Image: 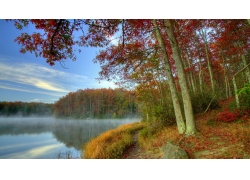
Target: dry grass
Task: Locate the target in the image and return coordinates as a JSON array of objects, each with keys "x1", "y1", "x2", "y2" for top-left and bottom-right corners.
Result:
[
  {"x1": 138, "y1": 122, "x2": 181, "y2": 150},
  {"x1": 83, "y1": 122, "x2": 144, "y2": 159}
]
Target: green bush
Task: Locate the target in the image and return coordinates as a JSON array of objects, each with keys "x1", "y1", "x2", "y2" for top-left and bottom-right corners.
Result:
[
  {"x1": 191, "y1": 92, "x2": 219, "y2": 114},
  {"x1": 139, "y1": 128, "x2": 153, "y2": 139},
  {"x1": 237, "y1": 83, "x2": 250, "y2": 109},
  {"x1": 139, "y1": 121, "x2": 164, "y2": 139},
  {"x1": 151, "y1": 105, "x2": 176, "y2": 126},
  {"x1": 228, "y1": 100, "x2": 238, "y2": 112}
]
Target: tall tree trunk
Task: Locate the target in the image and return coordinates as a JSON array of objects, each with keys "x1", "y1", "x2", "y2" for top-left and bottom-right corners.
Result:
[
  {"x1": 228, "y1": 78, "x2": 232, "y2": 97},
  {"x1": 241, "y1": 53, "x2": 250, "y2": 83},
  {"x1": 152, "y1": 69, "x2": 164, "y2": 107},
  {"x1": 164, "y1": 19, "x2": 196, "y2": 135},
  {"x1": 221, "y1": 51, "x2": 229, "y2": 98},
  {"x1": 200, "y1": 29, "x2": 215, "y2": 93},
  {"x1": 152, "y1": 19, "x2": 186, "y2": 134},
  {"x1": 194, "y1": 37, "x2": 204, "y2": 94},
  {"x1": 237, "y1": 41, "x2": 250, "y2": 83},
  {"x1": 184, "y1": 51, "x2": 196, "y2": 94},
  {"x1": 232, "y1": 77, "x2": 240, "y2": 108}
]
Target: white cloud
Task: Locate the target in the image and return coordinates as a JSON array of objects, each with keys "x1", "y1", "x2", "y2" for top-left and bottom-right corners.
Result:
[
  {"x1": 35, "y1": 81, "x2": 68, "y2": 92},
  {"x1": 0, "y1": 83, "x2": 63, "y2": 97},
  {"x1": 0, "y1": 58, "x2": 117, "y2": 100},
  {"x1": 0, "y1": 62, "x2": 81, "y2": 93}
]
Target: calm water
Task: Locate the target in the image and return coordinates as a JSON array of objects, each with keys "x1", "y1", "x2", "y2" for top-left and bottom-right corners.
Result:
[{"x1": 0, "y1": 117, "x2": 140, "y2": 159}]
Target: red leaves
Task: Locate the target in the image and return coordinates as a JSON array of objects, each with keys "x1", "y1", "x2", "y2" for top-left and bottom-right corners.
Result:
[
  {"x1": 12, "y1": 19, "x2": 83, "y2": 65},
  {"x1": 216, "y1": 108, "x2": 237, "y2": 122}
]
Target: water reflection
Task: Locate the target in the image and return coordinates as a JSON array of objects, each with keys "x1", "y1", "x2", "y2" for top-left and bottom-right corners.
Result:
[
  {"x1": 0, "y1": 117, "x2": 140, "y2": 158},
  {"x1": 3, "y1": 144, "x2": 63, "y2": 159},
  {"x1": 52, "y1": 119, "x2": 136, "y2": 150}
]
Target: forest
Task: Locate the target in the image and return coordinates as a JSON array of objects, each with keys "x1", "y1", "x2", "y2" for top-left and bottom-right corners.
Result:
[
  {"x1": 2, "y1": 19, "x2": 250, "y2": 160},
  {"x1": 0, "y1": 88, "x2": 139, "y2": 119},
  {"x1": 10, "y1": 19, "x2": 250, "y2": 136},
  {"x1": 0, "y1": 101, "x2": 53, "y2": 116},
  {"x1": 53, "y1": 88, "x2": 139, "y2": 119}
]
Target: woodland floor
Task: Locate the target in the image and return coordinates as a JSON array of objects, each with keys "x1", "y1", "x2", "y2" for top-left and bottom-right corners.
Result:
[
  {"x1": 121, "y1": 98, "x2": 250, "y2": 159},
  {"x1": 121, "y1": 132, "x2": 162, "y2": 159}
]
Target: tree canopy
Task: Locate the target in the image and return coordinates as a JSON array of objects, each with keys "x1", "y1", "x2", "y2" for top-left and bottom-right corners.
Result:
[{"x1": 10, "y1": 19, "x2": 250, "y2": 135}]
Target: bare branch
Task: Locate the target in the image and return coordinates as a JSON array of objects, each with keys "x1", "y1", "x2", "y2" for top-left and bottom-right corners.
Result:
[{"x1": 59, "y1": 60, "x2": 69, "y2": 69}]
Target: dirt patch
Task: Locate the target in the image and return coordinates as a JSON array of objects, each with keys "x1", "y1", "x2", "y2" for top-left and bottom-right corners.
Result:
[
  {"x1": 193, "y1": 142, "x2": 245, "y2": 158},
  {"x1": 121, "y1": 132, "x2": 162, "y2": 159}
]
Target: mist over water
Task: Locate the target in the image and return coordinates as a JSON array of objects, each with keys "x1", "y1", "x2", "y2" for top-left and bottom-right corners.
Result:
[{"x1": 0, "y1": 117, "x2": 141, "y2": 159}]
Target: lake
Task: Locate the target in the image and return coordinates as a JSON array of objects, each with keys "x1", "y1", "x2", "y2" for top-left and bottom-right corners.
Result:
[{"x1": 0, "y1": 117, "x2": 140, "y2": 159}]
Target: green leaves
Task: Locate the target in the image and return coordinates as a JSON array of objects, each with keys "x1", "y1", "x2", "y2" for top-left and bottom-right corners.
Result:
[
  {"x1": 237, "y1": 83, "x2": 250, "y2": 96},
  {"x1": 236, "y1": 83, "x2": 250, "y2": 109}
]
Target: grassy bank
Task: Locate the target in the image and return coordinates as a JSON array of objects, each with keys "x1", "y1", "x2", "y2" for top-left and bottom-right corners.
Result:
[{"x1": 83, "y1": 122, "x2": 144, "y2": 158}]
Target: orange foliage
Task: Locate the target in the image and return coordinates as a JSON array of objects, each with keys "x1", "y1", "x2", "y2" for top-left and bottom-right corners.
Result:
[{"x1": 84, "y1": 122, "x2": 144, "y2": 159}]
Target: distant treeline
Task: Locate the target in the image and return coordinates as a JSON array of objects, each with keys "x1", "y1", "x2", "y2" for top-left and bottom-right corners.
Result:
[
  {"x1": 53, "y1": 88, "x2": 140, "y2": 119},
  {"x1": 0, "y1": 101, "x2": 53, "y2": 117}
]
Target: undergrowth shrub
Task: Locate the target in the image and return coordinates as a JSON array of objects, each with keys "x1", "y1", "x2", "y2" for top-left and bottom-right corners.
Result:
[
  {"x1": 136, "y1": 83, "x2": 176, "y2": 126},
  {"x1": 228, "y1": 97, "x2": 250, "y2": 121},
  {"x1": 191, "y1": 91, "x2": 219, "y2": 114},
  {"x1": 237, "y1": 83, "x2": 250, "y2": 109},
  {"x1": 138, "y1": 121, "x2": 165, "y2": 148},
  {"x1": 140, "y1": 121, "x2": 164, "y2": 138},
  {"x1": 228, "y1": 100, "x2": 238, "y2": 111},
  {"x1": 139, "y1": 102, "x2": 176, "y2": 126},
  {"x1": 216, "y1": 108, "x2": 237, "y2": 122},
  {"x1": 151, "y1": 105, "x2": 176, "y2": 126}
]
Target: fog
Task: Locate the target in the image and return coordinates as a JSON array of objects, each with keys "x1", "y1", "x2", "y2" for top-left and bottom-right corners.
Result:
[{"x1": 0, "y1": 117, "x2": 141, "y2": 151}]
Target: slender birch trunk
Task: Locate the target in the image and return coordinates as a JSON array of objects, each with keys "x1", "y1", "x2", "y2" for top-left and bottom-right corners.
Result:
[
  {"x1": 194, "y1": 38, "x2": 204, "y2": 94},
  {"x1": 241, "y1": 53, "x2": 250, "y2": 83},
  {"x1": 180, "y1": 50, "x2": 193, "y2": 92},
  {"x1": 151, "y1": 68, "x2": 164, "y2": 107},
  {"x1": 200, "y1": 29, "x2": 215, "y2": 93},
  {"x1": 164, "y1": 19, "x2": 196, "y2": 135},
  {"x1": 237, "y1": 41, "x2": 250, "y2": 83},
  {"x1": 221, "y1": 51, "x2": 229, "y2": 98},
  {"x1": 228, "y1": 78, "x2": 232, "y2": 97},
  {"x1": 185, "y1": 51, "x2": 196, "y2": 94},
  {"x1": 232, "y1": 77, "x2": 240, "y2": 108},
  {"x1": 152, "y1": 19, "x2": 186, "y2": 134}
]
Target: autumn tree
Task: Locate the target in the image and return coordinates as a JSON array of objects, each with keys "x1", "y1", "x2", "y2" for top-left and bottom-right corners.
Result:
[
  {"x1": 0, "y1": 101, "x2": 53, "y2": 117},
  {"x1": 53, "y1": 88, "x2": 138, "y2": 119},
  {"x1": 10, "y1": 19, "x2": 121, "y2": 66},
  {"x1": 10, "y1": 19, "x2": 250, "y2": 136},
  {"x1": 163, "y1": 19, "x2": 196, "y2": 135},
  {"x1": 152, "y1": 19, "x2": 186, "y2": 133}
]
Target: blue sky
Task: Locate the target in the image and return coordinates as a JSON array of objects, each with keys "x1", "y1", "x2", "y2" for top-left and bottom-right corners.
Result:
[{"x1": 0, "y1": 20, "x2": 116, "y2": 104}]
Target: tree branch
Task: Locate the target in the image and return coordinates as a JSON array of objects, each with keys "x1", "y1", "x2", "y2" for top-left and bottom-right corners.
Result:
[
  {"x1": 59, "y1": 60, "x2": 69, "y2": 69},
  {"x1": 122, "y1": 19, "x2": 125, "y2": 48},
  {"x1": 231, "y1": 62, "x2": 250, "y2": 79},
  {"x1": 50, "y1": 19, "x2": 63, "y2": 55},
  {"x1": 82, "y1": 19, "x2": 121, "y2": 31}
]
